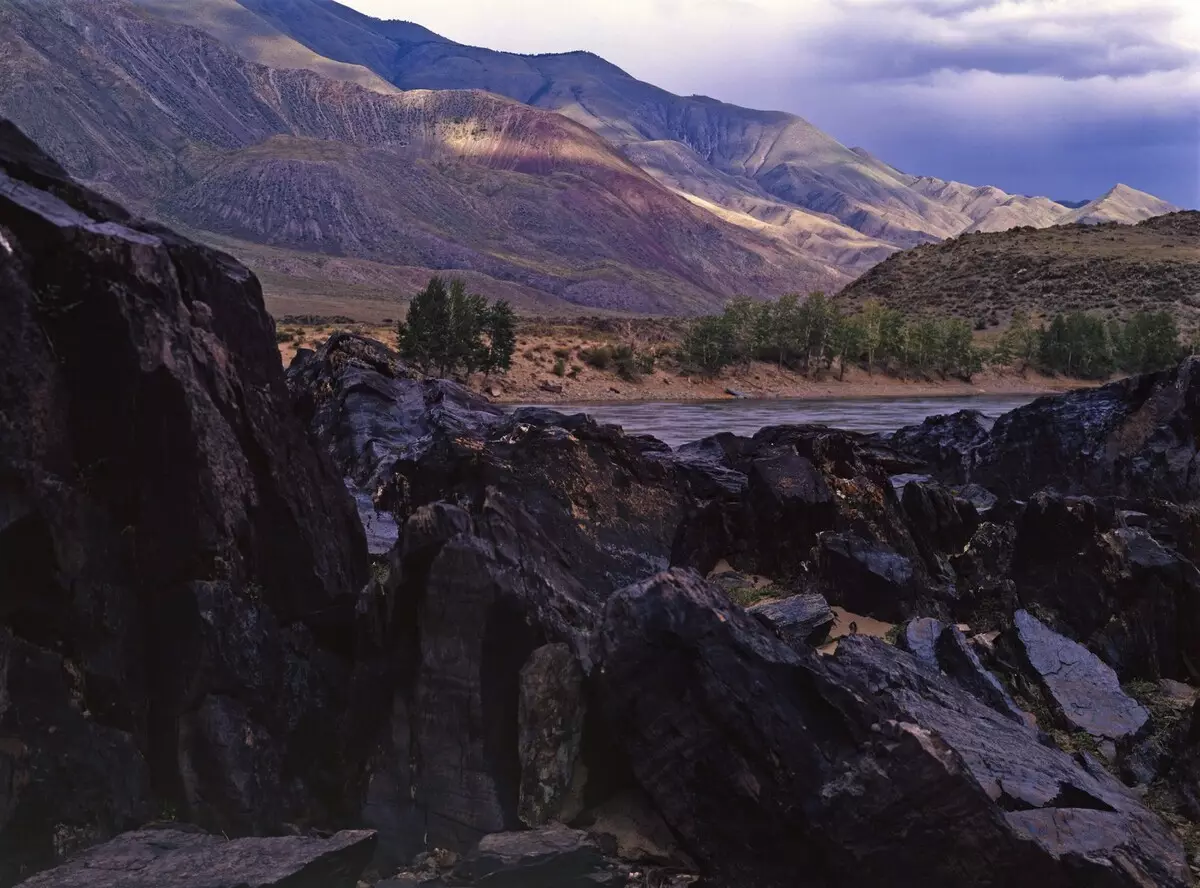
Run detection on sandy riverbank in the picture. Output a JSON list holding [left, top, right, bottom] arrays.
[[275, 320, 1094, 403]]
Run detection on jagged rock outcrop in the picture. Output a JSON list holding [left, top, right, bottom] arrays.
[[890, 410, 993, 482], [0, 120, 367, 881], [14, 827, 376, 888], [593, 569, 1189, 888], [975, 360, 1200, 501], [289, 334, 685, 586]]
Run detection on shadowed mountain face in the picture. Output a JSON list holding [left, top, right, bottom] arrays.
[[837, 211, 1200, 333], [0, 0, 1180, 316]]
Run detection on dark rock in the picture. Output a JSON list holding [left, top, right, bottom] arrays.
[[935, 625, 1029, 724], [898, 617, 945, 666], [949, 521, 1017, 617], [724, 388, 748, 399], [517, 644, 586, 827], [890, 409, 993, 482], [540, 381, 564, 394], [1009, 492, 1200, 681], [901, 480, 980, 575], [287, 333, 503, 554], [815, 531, 924, 622], [975, 359, 1200, 502], [0, 120, 367, 875], [0, 630, 153, 885], [670, 425, 934, 594], [1009, 610, 1149, 741], [747, 593, 834, 647], [594, 569, 1188, 888], [743, 447, 835, 576], [451, 826, 614, 887], [14, 827, 376, 888], [953, 482, 999, 516]]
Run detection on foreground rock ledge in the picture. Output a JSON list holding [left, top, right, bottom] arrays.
[[14, 828, 377, 888], [594, 569, 1190, 888]]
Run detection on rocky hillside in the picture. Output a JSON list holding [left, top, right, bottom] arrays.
[[837, 211, 1200, 331], [8, 122, 1200, 888], [0, 0, 845, 315]]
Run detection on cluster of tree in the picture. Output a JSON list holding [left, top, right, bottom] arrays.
[[681, 294, 1185, 382], [681, 295, 981, 380], [995, 309, 1182, 379], [397, 277, 516, 378]]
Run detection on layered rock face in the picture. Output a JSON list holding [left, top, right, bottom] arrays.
[[0, 120, 367, 881]]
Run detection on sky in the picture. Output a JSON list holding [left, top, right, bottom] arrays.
[[340, 0, 1199, 207]]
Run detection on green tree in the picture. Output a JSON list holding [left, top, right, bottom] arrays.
[[397, 276, 452, 374], [1120, 311, 1180, 373], [682, 314, 736, 375], [829, 314, 865, 380], [996, 310, 1041, 371], [397, 277, 515, 379], [483, 299, 517, 374]]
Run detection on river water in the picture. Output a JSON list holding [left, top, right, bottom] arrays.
[[517, 394, 1042, 448]]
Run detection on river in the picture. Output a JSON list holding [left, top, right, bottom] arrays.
[[516, 394, 1042, 448]]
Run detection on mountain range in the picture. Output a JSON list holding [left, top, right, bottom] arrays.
[[0, 0, 1180, 315]]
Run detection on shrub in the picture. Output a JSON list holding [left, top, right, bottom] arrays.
[[581, 345, 614, 370], [553, 347, 572, 360], [552, 358, 566, 377]]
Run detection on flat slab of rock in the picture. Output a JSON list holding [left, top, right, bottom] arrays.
[[451, 825, 616, 887], [16, 827, 376, 888], [1012, 609, 1149, 740], [748, 593, 834, 647]]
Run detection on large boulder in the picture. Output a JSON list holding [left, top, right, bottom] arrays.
[[14, 827, 376, 888], [593, 569, 1188, 888], [0, 120, 367, 877], [975, 360, 1200, 502]]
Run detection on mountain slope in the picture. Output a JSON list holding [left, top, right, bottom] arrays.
[[1062, 184, 1180, 226], [232, 0, 1176, 250], [0, 0, 848, 313], [836, 212, 1200, 332]]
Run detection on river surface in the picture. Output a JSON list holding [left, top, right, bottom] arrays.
[[515, 394, 1041, 448]]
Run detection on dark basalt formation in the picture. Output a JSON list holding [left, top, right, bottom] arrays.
[[7, 118, 1200, 888], [15, 828, 376, 888], [0, 121, 367, 881]]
